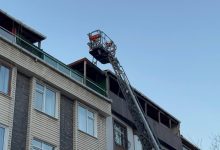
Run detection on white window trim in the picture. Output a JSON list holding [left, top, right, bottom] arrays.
[[113, 120, 127, 148], [0, 64, 10, 95], [77, 103, 97, 137], [0, 123, 8, 150], [35, 81, 59, 119], [32, 138, 55, 150], [134, 135, 143, 150]]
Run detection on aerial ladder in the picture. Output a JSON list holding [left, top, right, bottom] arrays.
[[87, 30, 161, 150]]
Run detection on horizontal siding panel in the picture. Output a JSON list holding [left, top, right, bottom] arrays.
[[0, 38, 109, 150], [78, 131, 99, 150], [0, 39, 111, 116], [77, 115, 106, 150], [27, 79, 60, 149], [0, 95, 11, 125]]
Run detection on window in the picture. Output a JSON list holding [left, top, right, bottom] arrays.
[[0, 127, 5, 150], [0, 65, 10, 94], [134, 135, 142, 150], [78, 105, 96, 137], [32, 139, 54, 150], [0, 125, 7, 150], [113, 121, 127, 149], [35, 83, 57, 117]]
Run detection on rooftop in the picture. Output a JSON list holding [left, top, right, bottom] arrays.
[[106, 69, 180, 124], [0, 9, 107, 98], [0, 9, 46, 43]]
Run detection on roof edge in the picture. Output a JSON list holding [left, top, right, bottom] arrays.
[[0, 9, 46, 40]]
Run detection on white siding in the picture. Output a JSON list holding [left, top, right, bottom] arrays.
[[0, 39, 111, 116], [0, 37, 111, 150], [27, 78, 60, 149], [0, 66, 17, 150]]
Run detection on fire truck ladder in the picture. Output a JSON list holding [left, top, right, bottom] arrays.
[[87, 30, 161, 150]]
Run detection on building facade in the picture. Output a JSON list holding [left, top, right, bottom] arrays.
[[70, 58, 200, 150], [0, 10, 111, 150], [0, 10, 199, 150]]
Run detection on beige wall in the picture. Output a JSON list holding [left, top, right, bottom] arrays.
[[26, 78, 60, 149], [76, 101, 107, 150], [0, 64, 17, 150], [0, 39, 111, 116], [26, 80, 107, 150], [0, 38, 110, 150]]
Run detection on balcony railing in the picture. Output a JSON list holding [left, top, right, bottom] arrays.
[[0, 26, 106, 96], [86, 79, 106, 96]]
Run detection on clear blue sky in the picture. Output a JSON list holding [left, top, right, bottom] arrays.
[[2, 0, 220, 149]]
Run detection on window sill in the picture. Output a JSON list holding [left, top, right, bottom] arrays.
[[78, 129, 97, 139], [0, 92, 12, 100], [34, 108, 58, 121]]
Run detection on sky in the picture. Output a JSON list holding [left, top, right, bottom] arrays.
[[1, 0, 220, 149]]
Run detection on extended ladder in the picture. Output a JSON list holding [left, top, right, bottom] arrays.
[[87, 30, 161, 150]]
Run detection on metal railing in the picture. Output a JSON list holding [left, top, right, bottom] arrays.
[[86, 79, 106, 96], [0, 26, 106, 96]]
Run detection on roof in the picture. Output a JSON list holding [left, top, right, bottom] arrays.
[[71, 58, 180, 123], [105, 69, 180, 123], [0, 9, 46, 42], [181, 135, 200, 150], [68, 57, 105, 76]]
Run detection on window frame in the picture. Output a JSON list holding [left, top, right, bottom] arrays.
[[77, 104, 97, 137], [0, 61, 12, 96], [35, 82, 58, 118], [32, 138, 55, 150], [0, 123, 8, 150], [113, 120, 128, 149], [134, 135, 143, 150]]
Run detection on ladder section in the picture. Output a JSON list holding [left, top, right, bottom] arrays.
[[87, 30, 161, 150]]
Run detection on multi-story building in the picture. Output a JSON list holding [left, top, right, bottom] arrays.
[[70, 58, 200, 150], [0, 9, 199, 150], [0, 10, 111, 150]]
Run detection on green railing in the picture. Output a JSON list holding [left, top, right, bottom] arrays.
[[86, 79, 106, 96], [0, 26, 106, 96], [16, 38, 44, 59]]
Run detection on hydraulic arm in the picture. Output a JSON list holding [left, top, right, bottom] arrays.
[[87, 30, 161, 150]]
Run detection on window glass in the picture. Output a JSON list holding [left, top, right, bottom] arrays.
[[44, 56, 57, 68], [35, 83, 57, 117], [0, 66, 10, 94], [0, 127, 5, 150], [114, 123, 122, 145], [35, 91, 43, 111], [45, 89, 56, 116], [32, 139, 54, 150], [32, 139, 42, 149], [87, 111, 94, 118], [113, 121, 127, 148], [78, 105, 96, 136], [87, 117, 94, 136], [42, 143, 53, 150], [78, 106, 86, 132], [36, 83, 44, 92], [134, 135, 142, 150]]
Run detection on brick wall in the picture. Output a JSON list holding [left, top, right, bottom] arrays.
[[11, 72, 30, 150]]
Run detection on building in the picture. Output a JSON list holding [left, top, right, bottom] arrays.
[[69, 58, 200, 150], [0, 10, 199, 150], [0, 10, 111, 150]]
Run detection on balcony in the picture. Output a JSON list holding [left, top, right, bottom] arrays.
[[0, 26, 106, 96], [147, 116, 182, 150]]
